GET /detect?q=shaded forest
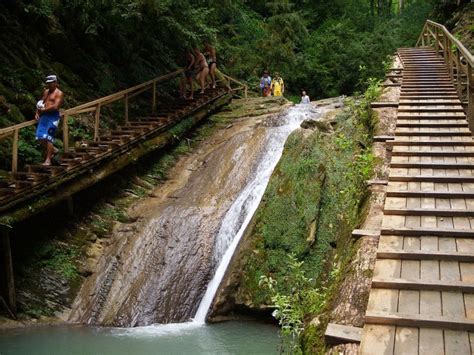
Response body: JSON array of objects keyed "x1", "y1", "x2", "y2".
[{"x1": 0, "y1": 0, "x2": 469, "y2": 166}]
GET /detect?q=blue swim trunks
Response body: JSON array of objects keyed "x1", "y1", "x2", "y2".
[{"x1": 36, "y1": 111, "x2": 60, "y2": 143}]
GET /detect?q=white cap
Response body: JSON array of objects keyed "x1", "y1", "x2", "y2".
[{"x1": 45, "y1": 75, "x2": 57, "y2": 83}]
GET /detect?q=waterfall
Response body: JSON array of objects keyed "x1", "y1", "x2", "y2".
[{"x1": 193, "y1": 104, "x2": 320, "y2": 323}]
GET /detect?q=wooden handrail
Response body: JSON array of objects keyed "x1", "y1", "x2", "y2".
[
  {"x1": 416, "y1": 19, "x2": 474, "y2": 131},
  {"x1": 0, "y1": 67, "x2": 245, "y2": 172},
  {"x1": 217, "y1": 70, "x2": 248, "y2": 99},
  {"x1": 417, "y1": 20, "x2": 474, "y2": 66}
]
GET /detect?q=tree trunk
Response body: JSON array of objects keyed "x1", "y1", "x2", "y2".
[{"x1": 399, "y1": 0, "x2": 403, "y2": 14}]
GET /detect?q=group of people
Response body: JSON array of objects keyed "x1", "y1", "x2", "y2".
[
  {"x1": 259, "y1": 71, "x2": 284, "y2": 97},
  {"x1": 180, "y1": 42, "x2": 217, "y2": 100},
  {"x1": 259, "y1": 71, "x2": 310, "y2": 104}
]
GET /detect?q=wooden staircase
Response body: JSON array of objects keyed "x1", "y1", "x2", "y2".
[{"x1": 360, "y1": 47, "x2": 474, "y2": 353}]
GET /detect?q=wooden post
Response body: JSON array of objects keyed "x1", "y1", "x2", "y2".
[
  {"x1": 94, "y1": 103, "x2": 101, "y2": 141},
  {"x1": 1, "y1": 227, "x2": 16, "y2": 318},
  {"x1": 11, "y1": 129, "x2": 18, "y2": 173},
  {"x1": 435, "y1": 28, "x2": 440, "y2": 54},
  {"x1": 124, "y1": 94, "x2": 129, "y2": 124},
  {"x1": 62, "y1": 115, "x2": 69, "y2": 152},
  {"x1": 455, "y1": 49, "x2": 463, "y2": 98},
  {"x1": 446, "y1": 38, "x2": 453, "y2": 82},
  {"x1": 421, "y1": 28, "x2": 426, "y2": 47},
  {"x1": 468, "y1": 64, "x2": 474, "y2": 131},
  {"x1": 244, "y1": 86, "x2": 248, "y2": 100},
  {"x1": 152, "y1": 82, "x2": 157, "y2": 115}
]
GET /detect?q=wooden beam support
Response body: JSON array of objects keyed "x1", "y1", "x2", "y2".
[
  {"x1": 1, "y1": 227, "x2": 16, "y2": 318},
  {"x1": 371, "y1": 102, "x2": 399, "y2": 108},
  {"x1": 352, "y1": 229, "x2": 380, "y2": 239},
  {"x1": 325, "y1": 323, "x2": 362, "y2": 345},
  {"x1": 373, "y1": 135, "x2": 395, "y2": 142}
]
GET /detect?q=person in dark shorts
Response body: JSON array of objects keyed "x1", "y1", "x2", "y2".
[
  {"x1": 35, "y1": 75, "x2": 64, "y2": 166},
  {"x1": 180, "y1": 51, "x2": 197, "y2": 100}
]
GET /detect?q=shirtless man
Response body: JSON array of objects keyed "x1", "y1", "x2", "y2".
[
  {"x1": 204, "y1": 42, "x2": 217, "y2": 89},
  {"x1": 193, "y1": 47, "x2": 209, "y2": 95},
  {"x1": 35, "y1": 75, "x2": 64, "y2": 165}
]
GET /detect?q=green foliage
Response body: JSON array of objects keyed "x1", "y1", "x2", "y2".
[
  {"x1": 260, "y1": 255, "x2": 329, "y2": 354},
  {"x1": 37, "y1": 243, "x2": 79, "y2": 280}
]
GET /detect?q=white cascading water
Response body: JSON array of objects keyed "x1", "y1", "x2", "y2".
[
  {"x1": 115, "y1": 103, "x2": 324, "y2": 336},
  {"x1": 193, "y1": 103, "x2": 321, "y2": 324}
]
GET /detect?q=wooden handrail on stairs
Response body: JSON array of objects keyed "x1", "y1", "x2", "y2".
[
  {"x1": 0, "y1": 69, "x2": 246, "y2": 173},
  {"x1": 416, "y1": 20, "x2": 474, "y2": 129}
]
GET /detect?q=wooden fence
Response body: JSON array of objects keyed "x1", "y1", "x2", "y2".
[{"x1": 416, "y1": 20, "x2": 474, "y2": 128}]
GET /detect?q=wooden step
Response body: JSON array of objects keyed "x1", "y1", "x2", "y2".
[
  {"x1": 381, "y1": 227, "x2": 474, "y2": 237},
  {"x1": 384, "y1": 208, "x2": 474, "y2": 217},
  {"x1": 399, "y1": 95, "x2": 459, "y2": 99},
  {"x1": 389, "y1": 140, "x2": 474, "y2": 146},
  {"x1": 399, "y1": 100, "x2": 461, "y2": 105},
  {"x1": 391, "y1": 151, "x2": 474, "y2": 157},
  {"x1": 365, "y1": 311, "x2": 474, "y2": 331},
  {"x1": 398, "y1": 107, "x2": 464, "y2": 112},
  {"x1": 394, "y1": 131, "x2": 471, "y2": 136},
  {"x1": 372, "y1": 277, "x2": 474, "y2": 293},
  {"x1": 12, "y1": 172, "x2": 50, "y2": 182},
  {"x1": 397, "y1": 114, "x2": 466, "y2": 119},
  {"x1": 390, "y1": 162, "x2": 474, "y2": 169},
  {"x1": 377, "y1": 248, "x2": 474, "y2": 262},
  {"x1": 26, "y1": 165, "x2": 65, "y2": 176},
  {"x1": 396, "y1": 123, "x2": 467, "y2": 128},
  {"x1": 389, "y1": 175, "x2": 474, "y2": 183},
  {"x1": 386, "y1": 190, "x2": 474, "y2": 198}
]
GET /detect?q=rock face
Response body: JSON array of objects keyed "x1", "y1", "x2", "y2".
[{"x1": 68, "y1": 97, "x2": 292, "y2": 326}]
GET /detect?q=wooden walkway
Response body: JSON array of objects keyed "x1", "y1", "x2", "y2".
[{"x1": 360, "y1": 48, "x2": 474, "y2": 354}]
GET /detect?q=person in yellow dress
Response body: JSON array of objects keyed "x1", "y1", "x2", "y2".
[{"x1": 272, "y1": 73, "x2": 284, "y2": 97}]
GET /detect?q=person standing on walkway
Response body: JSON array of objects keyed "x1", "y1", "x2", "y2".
[
  {"x1": 193, "y1": 47, "x2": 209, "y2": 95},
  {"x1": 260, "y1": 71, "x2": 272, "y2": 97},
  {"x1": 301, "y1": 90, "x2": 310, "y2": 104},
  {"x1": 35, "y1": 75, "x2": 64, "y2": 166},
  {"x1": 180, "y1": 51, "x2": 197, "y2": 100},
  {"x1": 204, "y1": 42, "x2": 217, "y2": 89},
  {"x1": 272, "y1": 73, "x2": 284, "y2": 97}
]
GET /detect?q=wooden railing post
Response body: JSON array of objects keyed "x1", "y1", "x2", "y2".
[
  {"x1": 1, "y1": 227, "x2": 16, "y2": 319},
  {"x1": 11, "y1": 129, "x2": 18, "y2": 173},
  {"x1": 124, "y1": 93, "x2": 129, "y2": 124},
  {"x1": 455, "y1": 49, "x2": 463, "y2": 97},
  {"x1": 435, "y1": 27, "x2": 440, "y2": 54},
  {"x1": 152, "y1": 81, "x2": 157, "y2": 115},
  {"x1": 94, "y1": 103, "x2": 101, "y2": 141},
  {"x1": 468, "y1": 64, "x2": 474, "y2": 131},
  {"x1": 422, "y1": 27, "x2": 426, "y2": 46},
  {"x1": 62, "y1": 115, "x2": 69, "y2": 152}
]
